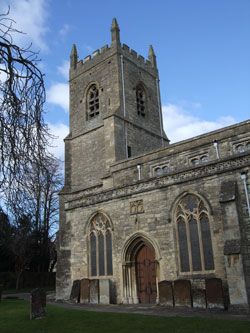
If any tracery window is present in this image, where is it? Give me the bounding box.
[88,213,113,276]
[175,194,214,273]
[136,85,146,116]
[234,142,250,153]
[87,84,99,119]
[154,164,169,177]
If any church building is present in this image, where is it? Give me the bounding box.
[56,19,250,310]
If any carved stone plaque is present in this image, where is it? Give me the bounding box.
[192,288,206,309]
[80,278,90,304]
[205,278,225,309]
[99,279,110,304]
[158,280,174,306]
[173,279,192,307]
[130,200,144,215]
[89,279,99,304]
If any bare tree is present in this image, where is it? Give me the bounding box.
[0,8,50,195]
[7,155,62,272]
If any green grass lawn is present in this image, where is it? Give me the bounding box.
[0,299,249,333]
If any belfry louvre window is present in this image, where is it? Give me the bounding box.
[175,194,214,273]
[88,213,113,276]
[136,86,146,116]
[87,84,99,119]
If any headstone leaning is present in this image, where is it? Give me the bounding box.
[173,280,192,307]
[158,281,174,306]
[70,280,81,303]
[80,278,90,304]
[30,288,46,320]
[89,279,99,304]
[0,284,3,302]
[205,278,225,309]
[99,279,110,304]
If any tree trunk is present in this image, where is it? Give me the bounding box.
[16,270,23,290]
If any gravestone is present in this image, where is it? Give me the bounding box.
[80,278,90,304]
[109,280,117,304]
[192,288,206,309]
[70,280,80,303]
[89,279,99,304]
[0,284,3,301]
[205,278,225,309]
[173,280,192,307]
[99,279,110,304]
[30,288,46,320]
[158,281,174,306]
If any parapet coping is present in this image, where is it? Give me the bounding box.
[110,119,250,170]
[72,43,155,73]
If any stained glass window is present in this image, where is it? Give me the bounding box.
[106,230,113,275]
[90,233,97,276]
[177,217,190,272]
[175,194,214,273]
[200,214,214,270]
[98,233,105,276]
[89,213,113,276]
[189,217,202,271]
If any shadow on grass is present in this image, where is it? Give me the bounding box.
[0,299,249,333]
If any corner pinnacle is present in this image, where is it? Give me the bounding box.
[70,44,78,69]
[148,45,157,68]
[111,18,120,45]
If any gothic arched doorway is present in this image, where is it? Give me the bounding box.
[122,234,159,304]
[135,244,157,303]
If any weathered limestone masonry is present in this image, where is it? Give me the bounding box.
[56,19,250,310]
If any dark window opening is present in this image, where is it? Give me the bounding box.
[136,86,146,117]
[127,146,132,158]
[87,84,99,119]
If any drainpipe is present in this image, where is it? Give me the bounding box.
[120,55,128,158]
[241,172,250,217]
[213,140,220,159]
[156,78,164,147]
[137,164,141,181]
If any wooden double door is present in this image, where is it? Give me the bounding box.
[135,244,157,303]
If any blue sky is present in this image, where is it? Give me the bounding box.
[1,0,250,160]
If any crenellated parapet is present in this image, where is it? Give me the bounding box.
[70,18,158,79]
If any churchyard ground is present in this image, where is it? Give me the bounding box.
[0,299,250,333]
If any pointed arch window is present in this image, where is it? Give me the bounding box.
[136,85,146,116]
[175,194,214,273]
[88,213,113,276]
[87,84,99,119]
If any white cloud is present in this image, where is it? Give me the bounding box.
[59,24,71,38]
[162,103,236,143]
[0,0,49,51]
[48,123,69,161]
[47,83,69,111]
[57,60,70,79]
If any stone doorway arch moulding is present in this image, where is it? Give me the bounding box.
[121,231,161,304]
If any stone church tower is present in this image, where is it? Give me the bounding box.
[65,18,168,193]
[57,19,250,310]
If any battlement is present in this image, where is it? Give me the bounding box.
[70,42,157,79]
[70,18,158,78]
[70,43,113,77]
[121,43,157,74]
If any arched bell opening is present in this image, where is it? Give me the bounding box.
[122,234,160,304]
